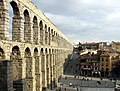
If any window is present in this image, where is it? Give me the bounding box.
[106,68,109,71]
[84,65,86,68]
[106,58,108,62]
[102,58,104,61]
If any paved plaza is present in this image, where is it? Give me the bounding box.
[56,76,115,91]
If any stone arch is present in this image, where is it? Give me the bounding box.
[48,27,51,45]
[34,48,41,91]
[34,48,38,56]
[45,48,48,54]
[33,16,38,44]
[52,31,55,42]
[40,20,44,44]
[45,48,49,87]
[25,47,33,91]
[9,1,21,41]
[10,1,20,17]
[10,46,22,81]
[51,29,53,41]
[0,47,5,60]
[24,9,31,43]
[40,48,46,88]
[45,24,48,45]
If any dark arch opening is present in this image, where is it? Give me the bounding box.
[0,48,5,59]
[40,20,44,44]
[34,48,38,56]
[12,46,20,56]
[33,16,38,44]
[34,48,40,90]
[45,25,48,44]
[40,20,43,28]
[45,48,48,54]
[10,45,22,89]
[9,1,20,40]
[48,27,50,45]
[25,47,33,90]
[10,1,20,17]
[24,10,31,42]
[41,48,44,53]
[25,47,31,57]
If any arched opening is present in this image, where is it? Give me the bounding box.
[9,1,21,41]
[45,48,49,88]
[34,48,40,90]
[24,10,31,43]
[41,48,46,89]
[0,48,5,60]
[49,49,53,89]
[11,46,21,80]
[51,29,53,41]
[40,20,43,44]
[25,47,33,91]
[33,16,38,44]
[45,25,48,45]
[10,46,23,90]
[48,27,50,45]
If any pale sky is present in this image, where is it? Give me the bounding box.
[32,0,120,43]
[9,0,120,43]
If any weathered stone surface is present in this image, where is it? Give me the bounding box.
[0,60,13,91]
[0,0,73,91]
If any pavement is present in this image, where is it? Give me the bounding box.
[56,75,115,91]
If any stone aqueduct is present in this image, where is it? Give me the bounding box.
[0,0,73,91]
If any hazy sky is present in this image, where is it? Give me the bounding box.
[31,0,120,43]
[9,0,120,43]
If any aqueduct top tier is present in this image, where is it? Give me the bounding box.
[0,0,72,48]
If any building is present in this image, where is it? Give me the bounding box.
[81,42,100,50]
[80,48,120,78]
[111,41,120,52]
[0,0,73,91]
[99,49,119,78]
[80,52,100,77]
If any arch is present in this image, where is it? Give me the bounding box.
[49,49,51,54]
[24,9,31,43]
[11,46,21,56]
[40,20,43,28]
[34,47,40,90]
[45,48,48,54]
[41,48,44,54]
[25,47,31,57]
[25,47,33,91]
[10,46,22,83]
[34,47,38,56]
[48,27,51,45]
[0,48,5,59]
[45,24,48,45]
[40,20,44,44]
[40,48,46,88]
[52,49,54,54]
[10,1,20,17]
[9,1,21,41]
[33,16,38,44]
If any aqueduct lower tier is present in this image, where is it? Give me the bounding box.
[0,0,73,91]
[0,40,72,91]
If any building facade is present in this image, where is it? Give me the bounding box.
[0,0,73,91]
[99,50,119,78]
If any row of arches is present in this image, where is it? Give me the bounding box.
[0,0,72,49]
[0,46,70,91]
